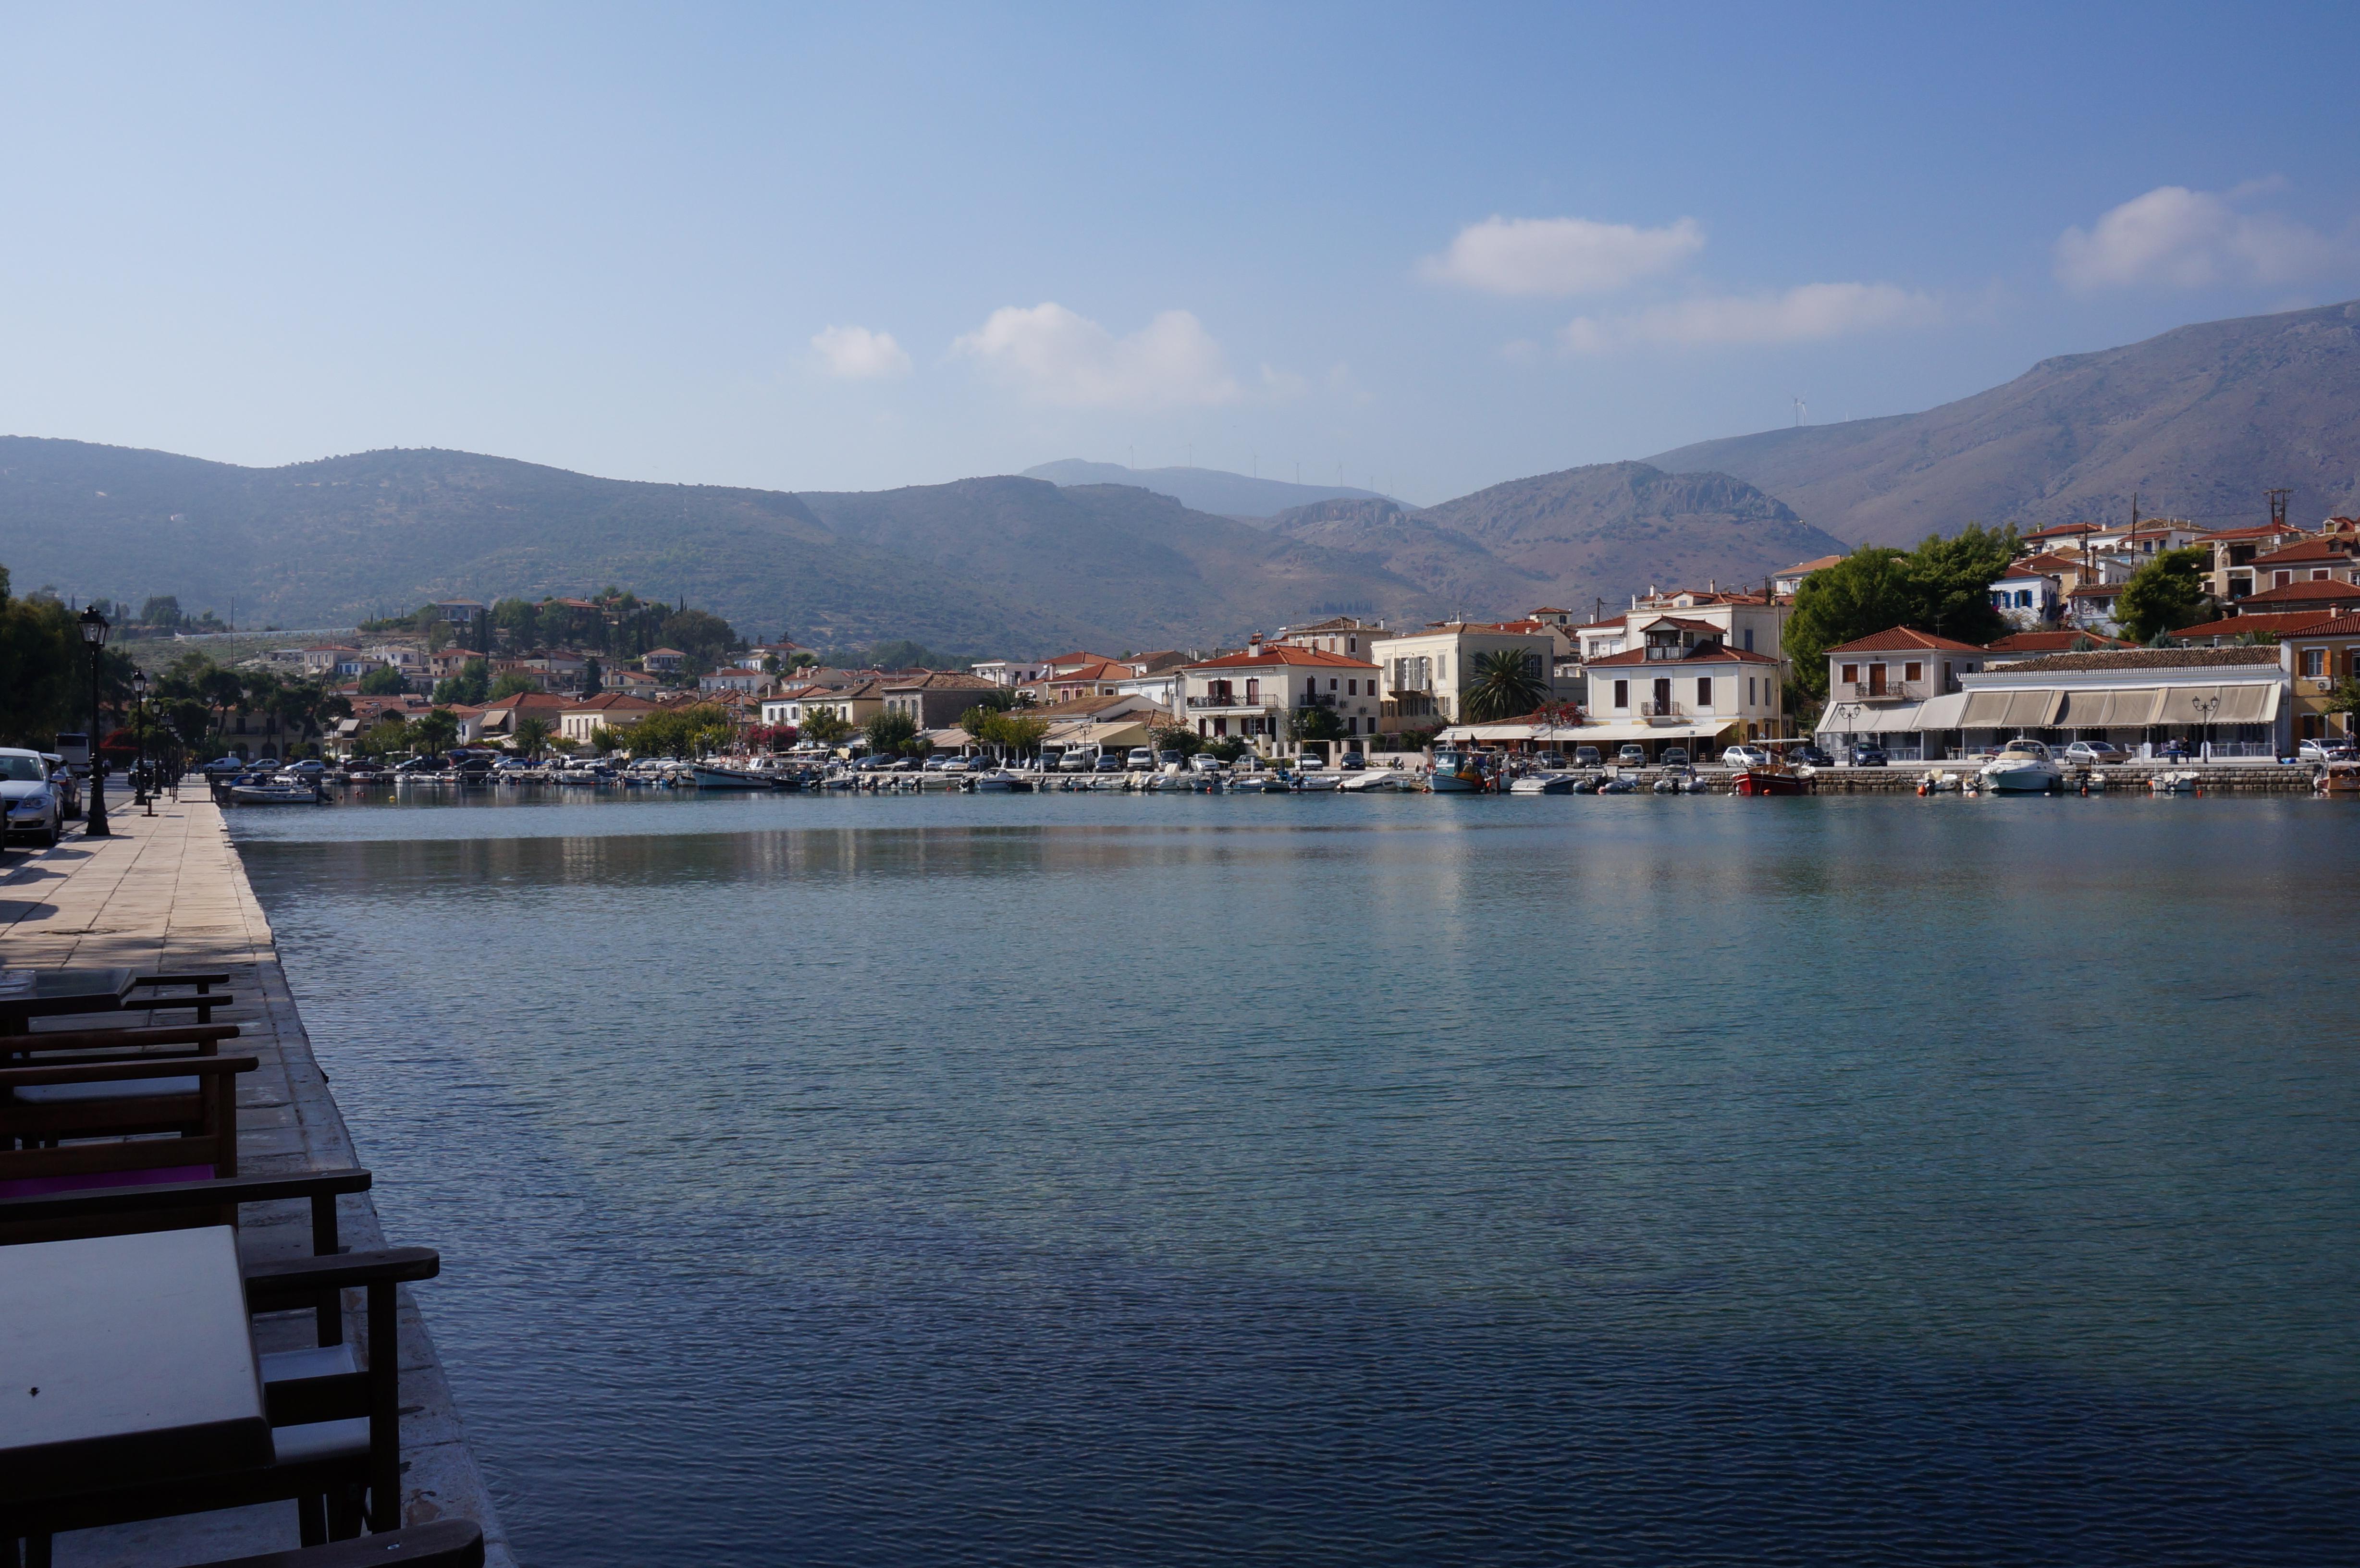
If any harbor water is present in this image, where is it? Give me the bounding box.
[229,790,2360,1566]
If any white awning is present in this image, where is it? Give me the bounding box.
[2157,682,2278,723]
[1910,692,1969,731]
[2057,687,2162,727]
[1472,719,1739,745]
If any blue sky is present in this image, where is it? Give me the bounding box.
[4,2,2358,503]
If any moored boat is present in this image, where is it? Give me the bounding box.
[1979,738,2064,794]
[1508,772,1574,795]
[691,763,777,790]
[1426,748,1487,793]
[2315,761,2360,795]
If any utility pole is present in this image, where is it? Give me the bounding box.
[2267,488,2290,530]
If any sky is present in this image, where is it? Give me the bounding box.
[4,2,2359,505]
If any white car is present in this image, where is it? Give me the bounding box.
[1,747,64,848]
[2298,738,2356,763]
[1721,745,1771,769]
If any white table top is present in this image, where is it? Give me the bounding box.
[0,1225,273,1505]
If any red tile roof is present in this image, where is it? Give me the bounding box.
[2280,615,2360,639]
[1187,646,1378,672]
[1823,626,1986,655]
[1586,645,1777,667]
[2252,537,2360,565]
[2174,612,2335,641]
[1982,630,2134,652]
[2005,552,2095,577]
[1638,615,1726,636]
[1775,554,1847,576]
[2238,579,2360,607]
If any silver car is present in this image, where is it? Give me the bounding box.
[1,747,63,848]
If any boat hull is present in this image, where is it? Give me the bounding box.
[1731,770,1810,796]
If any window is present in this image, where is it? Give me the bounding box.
[1748,677,1757,706]
[2303,648,2326,677]
[1696,677,1713,708]
[1437,656,1448,680]
[1245,678,1259,702]
[1841,663,1858,684]
[1743,627,1755,651]
[1905,662,1922,683]
[2316,569,2333,582]
[1329,677,1339,690]
[1346,679,1357,696]
[1347,637,1357,653]
[2277,571,2294,588]
[1613,679,1629,708]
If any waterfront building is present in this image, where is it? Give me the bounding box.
[697,666,774,696]
[1275,616,1385,657]
[2279,615,2360,743]
[1368,622,1557,727]
[1109,651,1190,712]
[2226,578,2360,619]
[474,690,572,744]
[2248,534,2360,591]
[1813,627,1988,761]
[558,692,660,746]
[971,658,1046,687]
[1582,618,1783,760]
[1180,638,1380,754]
[2206,521,2311,602]
[880,670,1005,729]
[1952,647,2288,759]
[1771,553,1845,598]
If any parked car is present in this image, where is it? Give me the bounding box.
[1574,745,1603,767]
[2298,738,2356,763]
[1721,744,1771,769]
[1125,747,1155,771]
[1338,751,1365,770]
[1795,743,1834,768]
[1615,744,1647,766]
[1058,749,1096,772]
[0,747,63,848]
[1094,753,1125,772]
[1159,750,1187,770]
[1659,747,1691,767]
[1190,754,1226,774]
[1532,752,1568,769]
[1848,744,1889,767]
[201,756,248,776]
[2064,740,2126,766]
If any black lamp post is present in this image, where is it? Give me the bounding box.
[131,668,152,815]
[79,606,110,838]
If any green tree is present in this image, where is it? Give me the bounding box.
[1461,649,1549,722]
[1288,703,1348,744]
[982,710,1047,758]
[488,671,540,701]
[579,658,603,698]
[2116,546,2213,644]
[658,609,741,666]
[865,708,919,754]
[355,717,412,756]
[510,716,554,757]
[412,708,461,754]
[432,658,491,705]
[1201,735,1250,763]
[959,705,1001,743]
[1147,720,1202,758]
[1898,523,2018,645]
[138,594,183,628]
[802,710,854,747]
[357,663,408,696]
[1785,547,1916,699]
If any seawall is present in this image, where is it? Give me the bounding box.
[0,792,514,1566]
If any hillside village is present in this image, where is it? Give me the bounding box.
[158,504,2360,772]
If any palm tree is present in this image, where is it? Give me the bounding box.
[511,716,554,758]
[1462,649,1549,723]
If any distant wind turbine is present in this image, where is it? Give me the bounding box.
[1791,395,1807,428]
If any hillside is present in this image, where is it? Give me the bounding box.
[1022,459,1388,518]
[1647,300,2360,544]
[0,440,1456,653]
[1269,463,1850,619]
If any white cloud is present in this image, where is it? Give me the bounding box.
[811,324,911,379]
[2054,185,2341,291]
[1560,282,1938,352]
[950,303,1241,409]
[1420,215,1704,296]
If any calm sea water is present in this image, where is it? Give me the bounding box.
[229,790,2360,1567]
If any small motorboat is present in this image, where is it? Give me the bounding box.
[692,763,776,790]
[1596,775,1636,795]
[2315,761,2360,795]
[226,781,323,805]
[1426,749,1488,794]
[1979,738,2064,794]
[1340,771,1401,792]
[2151,770,2202,795]
[1509,772,1575,795]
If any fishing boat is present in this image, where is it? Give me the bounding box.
[1426,748,1487,794]
[2314,761,2360,795]
[1731,740,1814,797]
[1293,769,1342,792]
[1979,738,2063,794]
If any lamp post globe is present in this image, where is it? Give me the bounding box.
[78,606,110,838]
[131,668,151,810]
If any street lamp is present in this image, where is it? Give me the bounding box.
[78,606,110,838]
[131,668,153,815]
[2189,692,2220,762]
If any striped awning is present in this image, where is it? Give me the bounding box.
[2057,687,2162,727]
[1960,688,2063,728]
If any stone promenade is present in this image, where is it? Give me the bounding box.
[2,788,513,1567]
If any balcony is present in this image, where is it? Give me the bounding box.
[1638,700,1690,724]
[1855,680,1926,702]
[1187,694,1280,710]
[1294,693,1338,709]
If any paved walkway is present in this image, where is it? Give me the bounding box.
[3,789,513,1568]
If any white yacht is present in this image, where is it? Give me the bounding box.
[1979,737,2063,794]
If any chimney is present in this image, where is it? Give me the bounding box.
[1247,633,1264,655]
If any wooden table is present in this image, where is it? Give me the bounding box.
[0,1225,274,1507]
[0,968,136,1036]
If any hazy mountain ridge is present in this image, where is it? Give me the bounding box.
[1022,459,1389,519]
[1268,462,1850,618]
[1647,300,2360,543]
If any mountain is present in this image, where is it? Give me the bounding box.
[1266,462,1851,619]
[0,440,1453,652]
[1022,459,1389,518]
[1647,300,2360,545]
